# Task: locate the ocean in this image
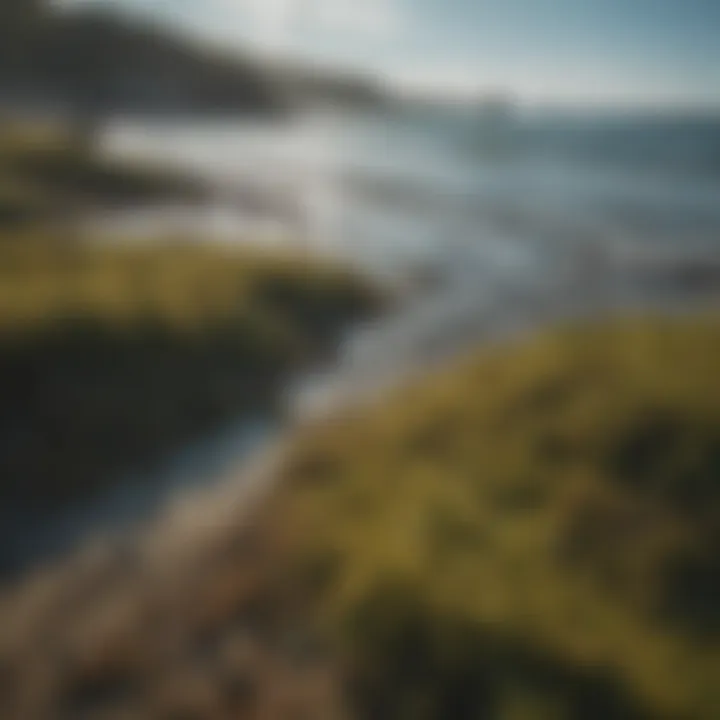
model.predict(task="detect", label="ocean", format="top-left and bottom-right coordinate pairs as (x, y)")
top-left (100, 105), bottom-right (720, 264)
top-left (99, 105), bottom-right (720, 408)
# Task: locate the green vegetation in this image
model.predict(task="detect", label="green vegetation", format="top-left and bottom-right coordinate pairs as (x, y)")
top-left (0, 238), bottom-right (379, 511)
top-left (0, 127), bottom-right (207, 228)
top-left (1, 316), bottom-right (719, 720)
top-left (276, 317), bottom-right (720, 719)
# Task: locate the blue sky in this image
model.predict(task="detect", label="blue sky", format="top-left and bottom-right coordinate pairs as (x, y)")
top-left (62, 0), bottom-right (720, 106)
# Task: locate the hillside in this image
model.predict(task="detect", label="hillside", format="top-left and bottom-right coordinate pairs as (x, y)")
top-left (1, 6), bottom-right (285, 117)
top-left (275, 316), bottom-right (720, 720)
top-left (0, 4), bottom-right (387, 118)
top-left (2, 316), bottom-right (719, 719)
top-left (0, 238), bottom-right (379, 540)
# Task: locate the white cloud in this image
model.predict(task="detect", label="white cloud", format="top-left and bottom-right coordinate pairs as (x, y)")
top-left (309, 0), bottom-right (402, 38)
top-left (230, 0), bottom-right (295, 49)
top-left (212, 0), bottom-right (403, 50)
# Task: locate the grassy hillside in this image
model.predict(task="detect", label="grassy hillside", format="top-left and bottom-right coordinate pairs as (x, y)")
top-left (275, 316), bottom-right (720, 720)
top-left (0, 238), bottom-right (379, 514)
top-left (1, 315), bottom-right (719, 719)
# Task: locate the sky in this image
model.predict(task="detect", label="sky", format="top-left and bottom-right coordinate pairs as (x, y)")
top-left (60, 0), bottom-right (720, 107)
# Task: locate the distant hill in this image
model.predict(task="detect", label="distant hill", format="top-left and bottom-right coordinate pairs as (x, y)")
top-left (0, 6), bottom-right (388, 119)
top-left (0, 7), bottom-right (286, 117)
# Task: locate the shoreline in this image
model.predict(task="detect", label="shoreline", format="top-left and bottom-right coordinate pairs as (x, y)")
top-left (0, 238), bottom-right (382, 580)
top-left (3, 121), bottom-right (719, 580)
top-left (5, 272), bottom-right (718, 591)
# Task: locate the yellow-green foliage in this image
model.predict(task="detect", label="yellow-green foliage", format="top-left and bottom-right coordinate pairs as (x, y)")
top-left (278, 317), bottom-right (720, 720)
top-left (0, 238), bottom-right (374, 336)
top-left (0, 238), bottom-right (378, 510)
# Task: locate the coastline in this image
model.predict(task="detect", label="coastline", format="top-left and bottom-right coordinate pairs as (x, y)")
top-left (1, 111), bottom-right (720, 719)
top-left (4, 240), bottom-right (718, 581)
top-left (2, 296), bottom-right (719, 719)
top-left (0, 238), bottom-right (382, 579)
top-left (4, 260), bottom-right (718, 589)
